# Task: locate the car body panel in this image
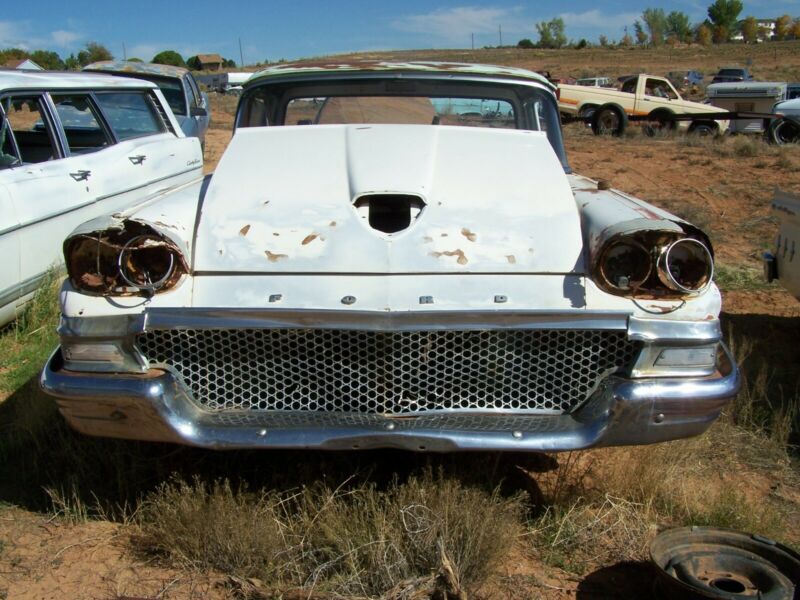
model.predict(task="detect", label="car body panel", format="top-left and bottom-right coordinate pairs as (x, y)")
top-left (768, 190), bottom-right (800, 300)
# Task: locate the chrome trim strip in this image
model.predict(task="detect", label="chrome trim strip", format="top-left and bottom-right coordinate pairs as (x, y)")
top-left (93, 165), bottom-right (201, 203)
top-left (143, 308), bottom-right (631, 332)
top-left (0, 271), bottom-right (49, 308)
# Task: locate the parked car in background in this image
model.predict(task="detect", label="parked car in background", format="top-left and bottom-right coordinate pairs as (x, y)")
top-left (0, 71), bottom-right (203, 325)
top-left (786, 84), bottom-right (800, 101)
top-left (711, 68), bottom-right (753, 84)
top-left (667, 70), bottom-right (704, 89)
top-left (765, 190), bottom-right (800, 300)
top-left (576, 77), bottom-right (611, 87)
top-left (83, 61), bottom-right (210, 150)
top-left (768, 97), bottom-right (800, 145)
top-left (42, 61), bottom-right (738, 452)
top-left (559, 73), bottom-right (728, 135)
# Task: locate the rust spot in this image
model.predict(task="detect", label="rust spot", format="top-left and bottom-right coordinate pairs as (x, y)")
top-left (422, 236), bottom-right (433, 243)
top-left (273, 232), bottom-right (280, 236)
top-left (440, 233), bottom-right (448, 237)
top-left (153, 220), bottom-right (178, 230)
top-left (265, 250), bottom-right (288, 262)
top-left (506, 255), bottom-right (517, 264)
top-left (301, 233), bottom-right (319, 245)
top-left (460, 227), bottom-right (477, 242)
top-left (329, 221), bottom-right (337, 227)
top-left (430, 249), bottom-right (468, 265)
top-left (239, 224), bottom-right (251, 236)
top-left (218, 249), bottom-right (223, 255)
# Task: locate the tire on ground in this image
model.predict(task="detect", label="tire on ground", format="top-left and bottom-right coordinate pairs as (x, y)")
top-left (767, 117), bottom-right (800, 145)
top-left (687, 121), bottom-right (718, 136)
top-left (590, 103), bottom-right (627, 136)
top-left (644, 109), bottom-right (677, 137)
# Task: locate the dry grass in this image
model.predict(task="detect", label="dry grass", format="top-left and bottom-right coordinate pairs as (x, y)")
top-left (135, 471), bottom-right (523, 598)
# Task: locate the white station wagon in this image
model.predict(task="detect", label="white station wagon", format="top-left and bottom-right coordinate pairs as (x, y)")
top-left (0, 71), bottom-right (203, 325)
top-left (42, 62), bottom-right (739, 452)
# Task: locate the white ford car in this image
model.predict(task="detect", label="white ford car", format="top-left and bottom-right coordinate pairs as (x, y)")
top-left (41, 62), bottom-right (739, 452)
top-left (0, 71), bottom-right (203, 325)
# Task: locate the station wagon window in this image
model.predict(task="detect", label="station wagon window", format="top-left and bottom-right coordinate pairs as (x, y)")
top-left (285, 96), bottom-right (517, 129)
top-left (157, 78), bottom-right (187, 116)
top-left (0, 95), bottom-right (58, 165)
top-left (94, 92), bottom-right (166, 140)
top-left (51, 94), bottom-right (111, 154)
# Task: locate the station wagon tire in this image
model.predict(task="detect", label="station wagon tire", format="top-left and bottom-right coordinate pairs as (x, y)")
top-left (768, 117), bottom-right (800, 145)
top-left (591, 104), bottom-right (627, 136)
top-left (643, 110), bottom-right (676, 137)
top-left (688, 121), bottom-right (718, 137)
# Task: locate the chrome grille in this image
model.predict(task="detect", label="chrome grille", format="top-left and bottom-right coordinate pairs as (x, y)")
top-left (136, 329), bottom-right (641, 414)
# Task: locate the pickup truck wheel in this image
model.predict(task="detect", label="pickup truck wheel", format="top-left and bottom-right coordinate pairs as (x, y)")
top-left (768, 117), bottom-right (800, 145)
top-left (579, 105), bottom-right (597, 121)
top-left (591, 104), bottom-right (627, 136)
top-left (688, 121), bottom-right (717, 137)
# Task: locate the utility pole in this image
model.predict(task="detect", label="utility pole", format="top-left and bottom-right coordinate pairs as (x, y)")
top-left (122, 42), bottom-right (127, 60)
top-left (499, 25), bottom-right (503, 47)
top-left (471, 32), bottom-right (474, 50)
top-left (239, 37), bottom-right (244, 67)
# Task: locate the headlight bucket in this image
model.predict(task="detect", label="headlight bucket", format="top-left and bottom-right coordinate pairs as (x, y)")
top-left (656, 238), bottom-right (714, 294)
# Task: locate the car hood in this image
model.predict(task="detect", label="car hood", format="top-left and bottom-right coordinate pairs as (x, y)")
top-left (193, 125), bottom-right (584, 274)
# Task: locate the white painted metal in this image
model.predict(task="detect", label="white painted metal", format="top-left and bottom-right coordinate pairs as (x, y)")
top-left (194, 125), bottom-right (583, 274)
top-left (0, 183), bottom-right (20, 324)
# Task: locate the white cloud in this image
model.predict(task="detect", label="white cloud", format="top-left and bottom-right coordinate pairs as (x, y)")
top-left (0, 20), bottom-right (31, 49)
top-left (392, 6), bottom-right (523, 43)
top-left (50, 29), bottom-right (81, 47)
top-left (558, 9), bottom-right (640, 31)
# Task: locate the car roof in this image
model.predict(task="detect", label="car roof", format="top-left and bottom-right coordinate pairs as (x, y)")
top-left (0, 69), bottom-right (159, 90)
top-left (84, 60), bottom-right (188, 79)
top-left (246, 59), bottom-right (555, 89)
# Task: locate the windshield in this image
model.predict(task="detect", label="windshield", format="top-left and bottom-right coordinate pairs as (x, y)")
top-left (237, 76), bottom-right (570, 172)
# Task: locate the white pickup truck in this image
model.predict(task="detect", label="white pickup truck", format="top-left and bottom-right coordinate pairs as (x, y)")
top-left (559, 74), bottom-right (727, 135)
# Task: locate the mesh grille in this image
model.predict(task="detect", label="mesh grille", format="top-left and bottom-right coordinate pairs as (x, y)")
top-left (136, 329), bottom-right (641, 414)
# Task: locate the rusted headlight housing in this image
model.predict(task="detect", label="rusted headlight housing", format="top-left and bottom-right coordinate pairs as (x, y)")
top-left (594, 232), bottom-right (713, 298)
top-left (598, 239), bottom-right (652, 292)
top-left (65, 223), bottom-right (187, 296)
top-left (656, 238), bottom-right (714, 294)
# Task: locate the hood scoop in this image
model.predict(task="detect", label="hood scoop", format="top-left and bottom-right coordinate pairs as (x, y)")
top-left (353, 193), bottom-right (426, 234)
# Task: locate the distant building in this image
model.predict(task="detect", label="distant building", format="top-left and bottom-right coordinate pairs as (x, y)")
top-left (733, 18), bottom-right (777, 42)
top-left (2, 58), bottom-right (44, 70)
top-left (196, 53), bottom-right (224, 71)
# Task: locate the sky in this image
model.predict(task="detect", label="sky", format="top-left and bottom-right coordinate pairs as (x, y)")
top-left (2, 0), bottom-right (798, 65)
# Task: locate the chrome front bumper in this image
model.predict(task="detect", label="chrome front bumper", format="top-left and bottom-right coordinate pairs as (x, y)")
top-left (41, 341), bottom-right (740, 452)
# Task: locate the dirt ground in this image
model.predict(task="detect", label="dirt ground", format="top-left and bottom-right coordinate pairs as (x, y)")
top-left (2, 48), bottom-right (800, 599)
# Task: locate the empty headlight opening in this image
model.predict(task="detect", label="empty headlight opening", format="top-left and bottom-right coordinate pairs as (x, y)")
top-left (65, 222), bottom-right (187, 296)
top-left (595, 231), bottom-right (713, 298)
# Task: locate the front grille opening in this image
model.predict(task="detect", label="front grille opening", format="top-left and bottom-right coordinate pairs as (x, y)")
top-left (136, 329), bottom-right (642, 415)
top-left (354, 194), bottom-right (425, 234)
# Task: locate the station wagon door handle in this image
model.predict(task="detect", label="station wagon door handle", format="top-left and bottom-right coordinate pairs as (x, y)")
top-left (69, 170), bottom-right (91, 182)
top-left (129, 155), bottom-right (147, 165)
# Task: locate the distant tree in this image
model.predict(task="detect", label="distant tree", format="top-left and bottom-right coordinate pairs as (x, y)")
top-left (774, 14), bottom-right (792, 40)
top-left (0, 48), bottom-right (29, 64)
top-left (707, 0), bottom-right (742, 41)
top-left (152, 50), bottom-right (185, 67)
top-left (791, 19), bottom-right (800, 40)
top-left (77, 42), bottom-right (112, 66)
top-left (621, 27), bottom-right (634, 47)
top-left (29, 50), bottom-right (64, 70)
top-left (741, 16), bottom-right (758, 43)
top-left (222, 58), bottom-right (237, 68)
top-left (712, 24), bottom-right (729, 43)
top-left (666, 11), bottom-right (692, 42)
top-left (536, 18), bottom-right (567, 49)
top-left (598, 34), bottom-right (609, 47)
top-left (127, 57), bottom-right (143, 63)
top-left (517, 38), bottom-right (535, 49)
top-left (758, 24), bottom-right (772, 40)
top-left (642, 8), bottom-right (667, 46)
top-left (575, 38), bottom-right (589, 49)
top-left (64, 53), bottom-right (80, 70)
top-left (186, 55), bottom-right (201, 70)
top-left (696, 23), bottom-right (713, 45)
top-left (633, 21), bottom-right (649, 45)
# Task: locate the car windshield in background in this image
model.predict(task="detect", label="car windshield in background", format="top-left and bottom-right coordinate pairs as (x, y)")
top-left (718, 69), bottom-right (744, 76)
top-left (285, 96), bottom-right (517, 128)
